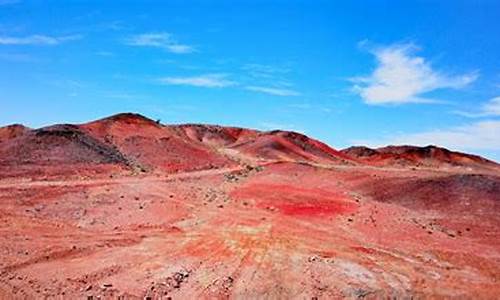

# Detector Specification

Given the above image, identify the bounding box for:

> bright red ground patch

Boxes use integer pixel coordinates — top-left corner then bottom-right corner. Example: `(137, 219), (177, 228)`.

(272, 202), (349, 216)
(231, 183), (355, 217)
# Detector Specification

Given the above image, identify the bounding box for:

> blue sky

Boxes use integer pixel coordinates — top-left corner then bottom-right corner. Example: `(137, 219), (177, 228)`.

(1, 1), (500, 161)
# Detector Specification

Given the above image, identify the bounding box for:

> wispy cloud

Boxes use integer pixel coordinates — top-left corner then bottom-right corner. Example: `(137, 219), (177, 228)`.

(245, 86), (300, 96)
(101, 20), (124, 31)
(288, 103), (312, 109)
(240, 63), (301, 97)
(44, 79), (86, 88)
(126, 32), (194, 54)
(0, 34), (82, 45)
(354, 120), (500, 153)
(159, 74), (235, 88)
(481, 96), (500, 116)
(453, 96), (500, 118)
(95, 51), (114, 57)
(242, 63), (290, 79)
(352, 42), (478, 105)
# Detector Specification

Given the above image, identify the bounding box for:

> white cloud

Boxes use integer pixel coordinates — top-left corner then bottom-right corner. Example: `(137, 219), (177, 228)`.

(245, 86), (300, 96)
(126, 32), (193, 54)
(481, 96), (500, 116)
(453, 96), (500, 117)
(159, 74), (235, 88)
(352, 43), (478, 104)
(166, 44), (192, 54)
(355, 120), (500, 152)
(0, 34), (82, 45)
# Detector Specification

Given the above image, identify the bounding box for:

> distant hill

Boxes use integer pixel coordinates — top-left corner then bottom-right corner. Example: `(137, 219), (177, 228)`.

(341, 145), (499, 170)
(0, 113), (497, 178)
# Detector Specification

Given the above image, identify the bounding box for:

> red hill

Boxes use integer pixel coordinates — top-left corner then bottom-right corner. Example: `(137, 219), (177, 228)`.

(0, 124), (30, 143)
(0, 124), (129, 178)
(80, 113), (234, 173)
(1, 113), (497, 179)
(170, 125), (354, 165)
(172, 124), (259, 147)
(341, 145), (499, 170)
(230, 130), (354, 164)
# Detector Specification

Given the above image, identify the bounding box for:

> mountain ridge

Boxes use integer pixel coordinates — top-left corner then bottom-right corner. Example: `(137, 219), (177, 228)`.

(341, 145), (498, 169)
(0, 113), (498, 179)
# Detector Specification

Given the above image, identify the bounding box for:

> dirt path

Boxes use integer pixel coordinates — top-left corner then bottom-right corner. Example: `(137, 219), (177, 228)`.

(0, 165), (246, 189)
(0, 159), (481, 190)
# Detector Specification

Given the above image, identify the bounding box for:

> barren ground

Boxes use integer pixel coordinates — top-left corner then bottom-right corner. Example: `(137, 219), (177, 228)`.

(0, 162), (499, 299)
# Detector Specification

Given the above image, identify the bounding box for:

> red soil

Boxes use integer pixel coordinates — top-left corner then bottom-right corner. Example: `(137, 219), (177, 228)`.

(231, 183), (355, 217)
(0, 113), (499, 298)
